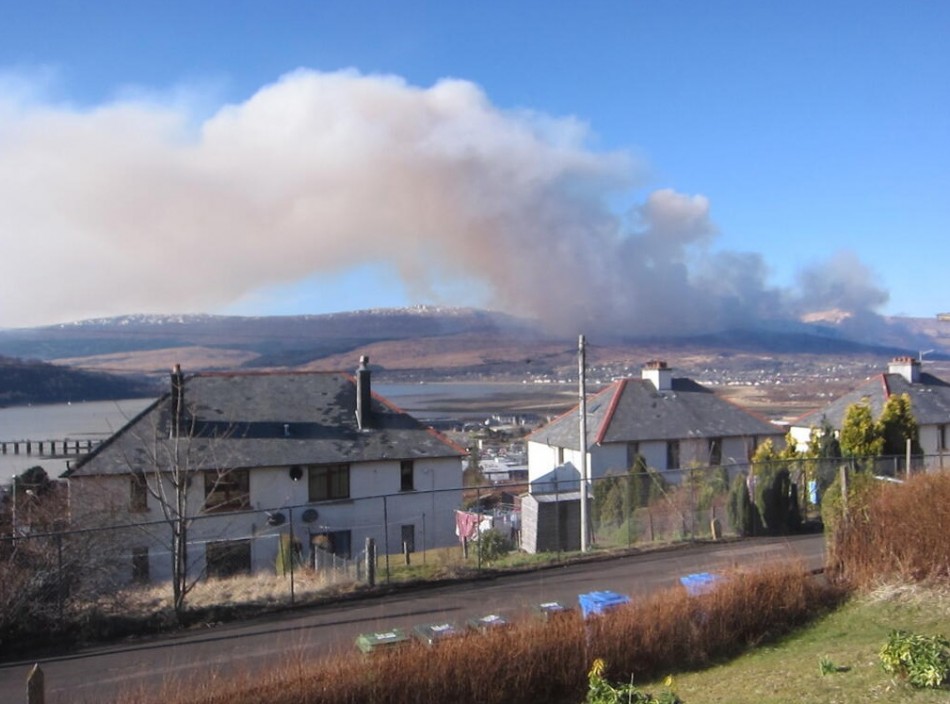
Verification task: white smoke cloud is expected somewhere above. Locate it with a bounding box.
[0,68,888,334]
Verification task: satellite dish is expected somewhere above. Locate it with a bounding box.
[266,511,286,527]
[301,508,319,523]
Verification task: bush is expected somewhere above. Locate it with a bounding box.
[586,659,683,703]
[476,529,512,564]
[819,467,879,537]
[880,629,950,688]
[829,471,950,587]
[727,473,755,537]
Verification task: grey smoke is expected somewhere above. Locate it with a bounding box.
[0,68,889,334]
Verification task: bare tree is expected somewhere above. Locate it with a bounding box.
[122,366,244,619]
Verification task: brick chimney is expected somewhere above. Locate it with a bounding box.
[356,356,372,429]
[642,360,672,391]
[888,356,921,384]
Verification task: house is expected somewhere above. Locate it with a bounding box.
[64,357,465,583]
[789,356,950,465]
[526,360,785,490]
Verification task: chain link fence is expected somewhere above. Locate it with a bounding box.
[1,453,947,645]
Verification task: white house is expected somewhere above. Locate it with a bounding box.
[526,360,784,490]
[790,356,950,464]
[65,357,464,583]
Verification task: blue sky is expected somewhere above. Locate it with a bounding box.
[0,1,947,332]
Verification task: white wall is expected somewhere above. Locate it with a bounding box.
[528,433,778,488]
[527,441,592,483]
[68,455,462,584]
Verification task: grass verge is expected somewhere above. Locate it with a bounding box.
[638,583,950,703]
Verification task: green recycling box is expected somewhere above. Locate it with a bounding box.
[355,627,410,654]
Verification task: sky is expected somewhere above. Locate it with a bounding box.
[0,1,947,336]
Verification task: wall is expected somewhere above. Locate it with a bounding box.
[67,455,462,585]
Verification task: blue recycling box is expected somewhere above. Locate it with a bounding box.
[679,572,721,596]
[578,590,631,619]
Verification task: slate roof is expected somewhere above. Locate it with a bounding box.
[66,371,464,477]
[794,372,950,429]
[529,377,782,450]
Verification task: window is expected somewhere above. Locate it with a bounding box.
[400,460,414,492]
[708,438,722,466]
[130,474,148,513]
[626,442,640,469]
[311,529,352,562]
[666,440,680,470]
[401,524,415,553]
[556,446,565,465]
[308,464,350,502]
[939,425,948,452]
[206,539,252,579]
[131,547,149,583]
[204,470,250,512]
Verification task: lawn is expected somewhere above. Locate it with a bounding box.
[638,583,950,703]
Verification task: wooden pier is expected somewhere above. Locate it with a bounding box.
[0,438,101,457]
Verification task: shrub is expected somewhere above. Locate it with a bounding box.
[819,467,879,536]
[879,629,950,688]
[829,471,950,587]
[727,473,755,536]
[476,529,512,564]
[593,473,628,527]
[755,466,792,535]
[586,659,683,704]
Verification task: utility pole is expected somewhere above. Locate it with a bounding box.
[10,474,16,542]
[578,335,589,552]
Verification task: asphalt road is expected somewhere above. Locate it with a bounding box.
[0,534,825,704]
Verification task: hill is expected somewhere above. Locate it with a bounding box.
[0,355,157,407]
[1,307,948,414]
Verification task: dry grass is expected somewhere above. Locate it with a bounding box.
[831,471,950,589]
[117,563,842,704]
[127,568,359,613]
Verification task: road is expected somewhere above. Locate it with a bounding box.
[0,534,824,703]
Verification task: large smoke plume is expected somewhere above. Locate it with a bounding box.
[0,68,888,334]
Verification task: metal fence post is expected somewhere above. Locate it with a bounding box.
[382,495,390,584]
[56,532,64,629]
[365,537,376,587]
[476,485,481,571]
[288,506,295,606]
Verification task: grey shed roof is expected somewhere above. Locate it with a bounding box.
[795,372,950,430]
[67,370,464,477]
[529,377,782,450]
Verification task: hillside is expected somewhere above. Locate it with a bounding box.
[0,356,157,407]
[1,307,948,413]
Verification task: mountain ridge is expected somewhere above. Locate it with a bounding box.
[0,307,948,411]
